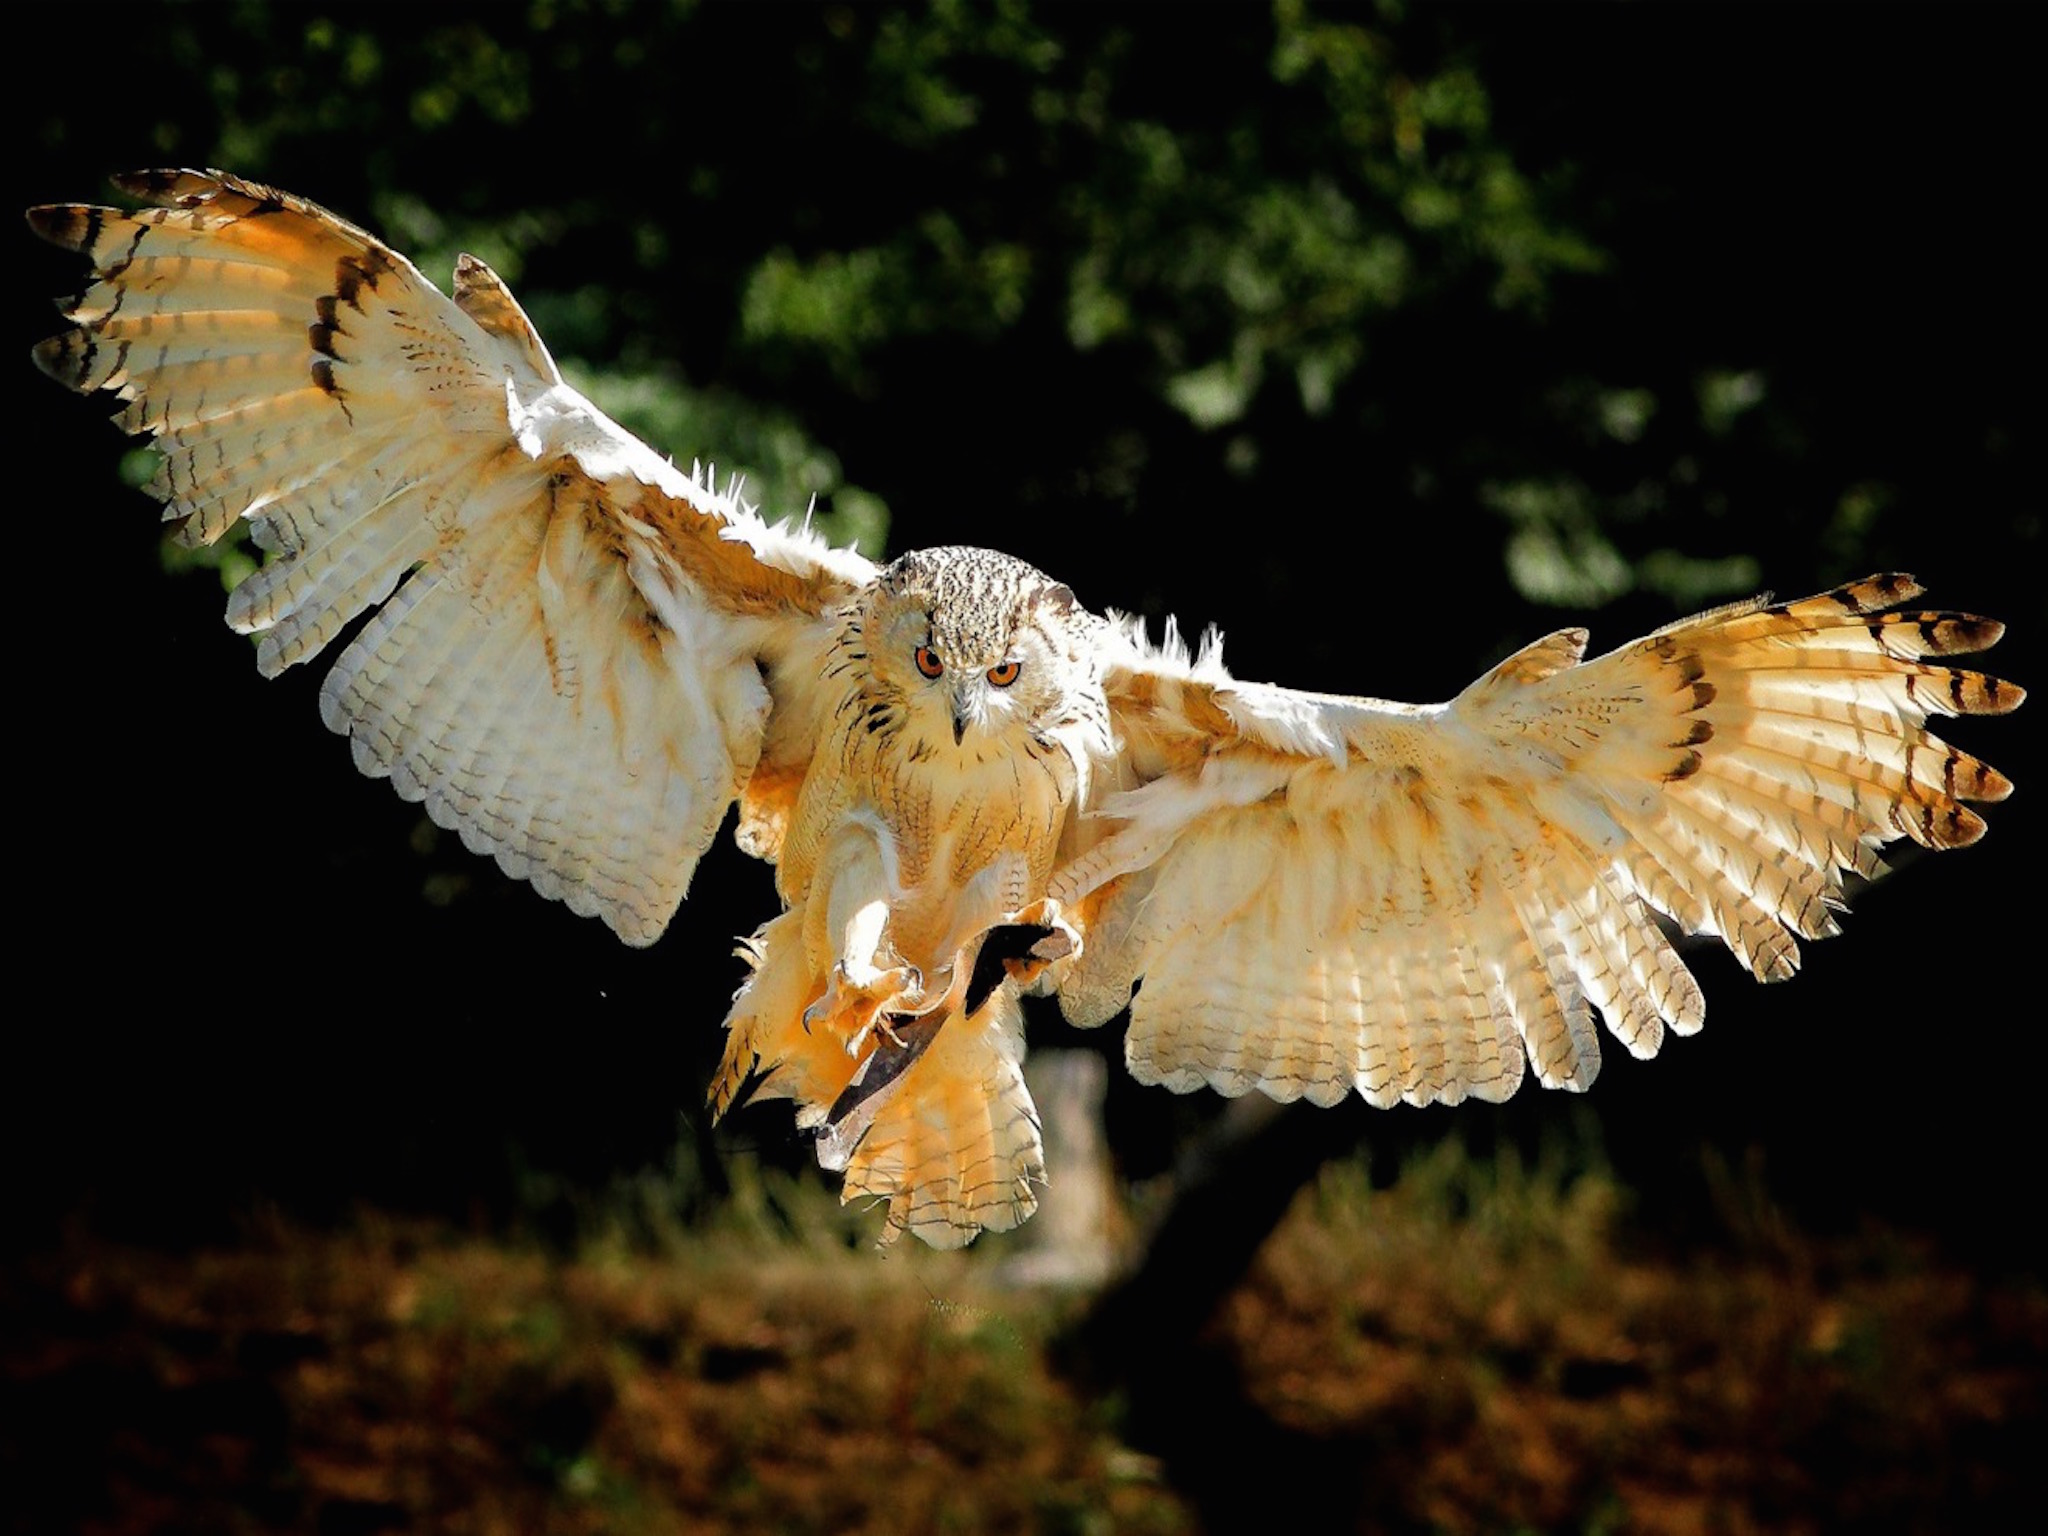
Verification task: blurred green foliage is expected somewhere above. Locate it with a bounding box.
[35,0,1811,605]
[36,0,2036,625]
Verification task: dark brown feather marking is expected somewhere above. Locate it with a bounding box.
[1664,750,1704,782]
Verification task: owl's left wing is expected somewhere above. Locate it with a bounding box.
[32,170,877,944]
[1051,576,2020,1107]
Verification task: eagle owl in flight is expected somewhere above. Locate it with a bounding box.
[32,172,2022,1247]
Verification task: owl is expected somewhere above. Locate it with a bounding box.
[31,172,2023,1247]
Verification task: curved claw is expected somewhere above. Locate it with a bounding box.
[1004,898,1080,949]
[1000,897,1083,987]
[803,960,926,1053]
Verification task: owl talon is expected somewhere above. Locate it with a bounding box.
[1004,898,1078,948]
[805,961,925,1053]
[997,898,1083,988]
[847,1006,919,1059]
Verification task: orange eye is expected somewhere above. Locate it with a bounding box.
[915,645,945,679]
[987,661,1021,688]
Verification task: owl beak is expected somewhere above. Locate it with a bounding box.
[950,682,981,745]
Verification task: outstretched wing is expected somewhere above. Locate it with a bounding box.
[32,170,876,944]
[1054,576,2020,1107]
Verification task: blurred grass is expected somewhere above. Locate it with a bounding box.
[8,1190,1187,1535]
[1213,1132,2044,1533]
[4,1131,2038,1534]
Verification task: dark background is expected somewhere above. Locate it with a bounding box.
[9,3,2040,1267]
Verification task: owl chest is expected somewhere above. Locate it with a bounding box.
[789,703,1075,903]
[894,746,1072,895]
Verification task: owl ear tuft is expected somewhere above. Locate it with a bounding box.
[1039,583,1078,616]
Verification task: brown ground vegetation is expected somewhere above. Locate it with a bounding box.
[3,1147,2038,1534]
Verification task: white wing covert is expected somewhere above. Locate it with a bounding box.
[33,170,876,943]
[1053,577,2020,1108]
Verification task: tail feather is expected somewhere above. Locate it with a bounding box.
[714,928,1045,1247]
[837,990,1044,1248]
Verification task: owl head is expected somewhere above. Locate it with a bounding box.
[868,546,1093,747]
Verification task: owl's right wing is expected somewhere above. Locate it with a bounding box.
[32,170,876,944]
[1052,578,2019,1107]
